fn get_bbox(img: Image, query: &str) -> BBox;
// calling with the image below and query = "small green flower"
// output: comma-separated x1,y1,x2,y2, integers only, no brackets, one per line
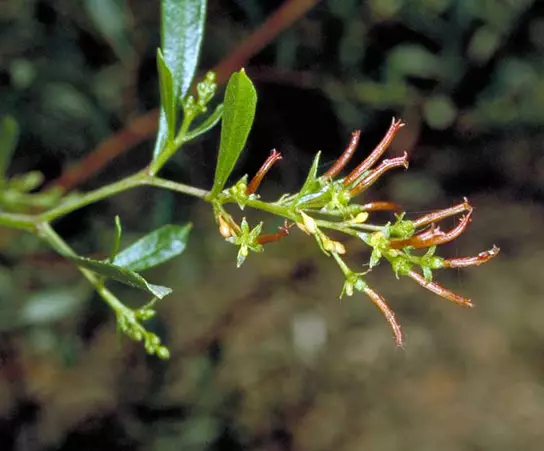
232,218,263,267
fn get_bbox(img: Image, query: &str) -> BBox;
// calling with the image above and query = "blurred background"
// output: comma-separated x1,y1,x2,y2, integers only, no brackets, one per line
1,0,544,450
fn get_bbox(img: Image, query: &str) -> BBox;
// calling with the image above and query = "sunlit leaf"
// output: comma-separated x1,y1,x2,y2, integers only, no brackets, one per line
157,48,176,139
211,70,257,197
153,0,207,161
66,255,172,298
113,223,192,272
0,115,19,180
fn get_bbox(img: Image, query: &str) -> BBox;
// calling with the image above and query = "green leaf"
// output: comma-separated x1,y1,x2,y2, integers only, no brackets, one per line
109,216,123,262
84,0,135,63
153,0,207,160
65,255,172,299
0,115,19,180
157,48,176,140
387,45,441,81
20,284,90,326
211,70,257,197
295,151,321,202
113,223,192,272
185,103,224,142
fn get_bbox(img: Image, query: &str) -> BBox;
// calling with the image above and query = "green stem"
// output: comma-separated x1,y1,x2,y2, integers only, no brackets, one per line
149,176,209,199
0,211,35,231
36,222,131,316
331,251,351,276
148,111,196,176
244,198,298,220
39,171,209,223
39,171,147,222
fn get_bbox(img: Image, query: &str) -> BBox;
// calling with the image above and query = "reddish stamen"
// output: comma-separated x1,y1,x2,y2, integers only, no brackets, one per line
390,211,472,249
443,245,500,268
360,201,403,212
323,130,361,179
407,270,473,307
343,118,405,187
246,149,282,195
256,221,293,244
427,211,472,247
348,152,409,197
363,286,404,347
389,223,444,249
413,198,472,228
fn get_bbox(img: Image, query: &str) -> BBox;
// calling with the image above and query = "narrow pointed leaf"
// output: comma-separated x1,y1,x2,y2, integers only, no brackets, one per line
157,48,176,140
211,70,257,197
66,255,172,298
113,223,192,272
152,0,207,160
184,103,224,142
109,216,123,262
0,115,19,180
296,152,321,200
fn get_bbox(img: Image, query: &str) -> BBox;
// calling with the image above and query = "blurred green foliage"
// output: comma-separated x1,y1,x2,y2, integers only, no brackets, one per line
1,1,543,450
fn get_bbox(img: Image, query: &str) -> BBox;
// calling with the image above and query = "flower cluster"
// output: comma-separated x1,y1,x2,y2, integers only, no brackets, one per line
214,118,499,346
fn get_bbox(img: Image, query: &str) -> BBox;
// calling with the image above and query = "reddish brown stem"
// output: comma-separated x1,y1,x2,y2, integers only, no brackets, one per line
413,198,472,228
256,221,293,244
359,201,402,212
348,152,409,197
426,211,472,247
246,149,282,195
389,224,444,249
323,130,361,179
390,211,472,249
213,0,323,85
363,286,404,347
443,245,500,268
407,270,473,307
45,110,159,192
343,118,405,187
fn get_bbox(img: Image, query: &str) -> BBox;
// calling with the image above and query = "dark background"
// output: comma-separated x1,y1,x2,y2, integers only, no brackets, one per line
1,0,543,450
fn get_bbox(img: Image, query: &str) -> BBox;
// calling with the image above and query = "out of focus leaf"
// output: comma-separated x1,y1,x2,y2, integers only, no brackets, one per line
113,223,192,272
19,284,91,326
424,95,457,130
84,0,134,62
0,115,19,180
211,70,257,197
386,45,441,81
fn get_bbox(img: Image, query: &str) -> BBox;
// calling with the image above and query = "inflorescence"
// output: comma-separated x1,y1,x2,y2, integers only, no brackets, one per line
213,118,499,346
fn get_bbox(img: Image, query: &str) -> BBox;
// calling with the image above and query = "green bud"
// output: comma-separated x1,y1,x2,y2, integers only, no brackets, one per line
157,346,171,360
353,278,367,292
391,258,412,277
427,256,444,269
136,309,156,321
126,328,143,342
390,220,415,239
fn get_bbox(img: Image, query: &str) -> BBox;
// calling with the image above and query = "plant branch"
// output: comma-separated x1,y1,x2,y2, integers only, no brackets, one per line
46,0,323,193
36,222,131,316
